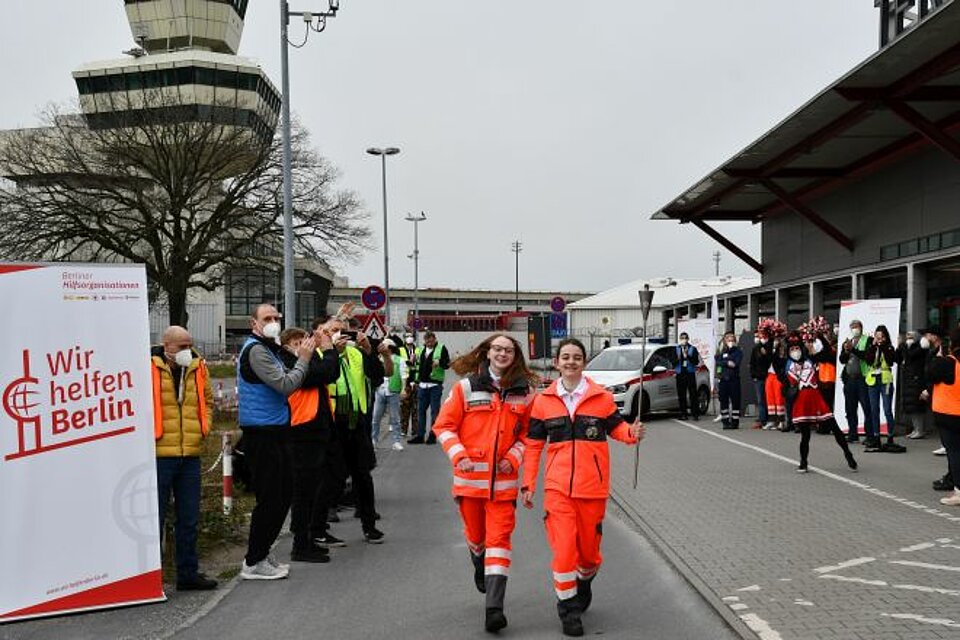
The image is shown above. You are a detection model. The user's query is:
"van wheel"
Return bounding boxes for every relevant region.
[629,391,650,422]
[697,386,710,416]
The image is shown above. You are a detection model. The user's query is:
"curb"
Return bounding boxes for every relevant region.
[609,483,758,640]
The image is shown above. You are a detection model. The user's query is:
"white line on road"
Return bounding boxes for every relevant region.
[813,557,876,574]
[881,612,960,628]
[737,584,762,592]
[890,560,960,572]
[822,573,960,596]
[672,419,960,525]
[820,574,887,587]
[739,612,784,640]
[900,542,936,552]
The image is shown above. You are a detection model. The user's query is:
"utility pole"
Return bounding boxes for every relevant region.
[713,250,721,277]
[511,240,522,312]
[405,211,427,337]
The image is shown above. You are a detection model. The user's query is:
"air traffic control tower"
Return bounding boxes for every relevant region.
[71,1,280,143]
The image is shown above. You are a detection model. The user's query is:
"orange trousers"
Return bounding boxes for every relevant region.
[458,497,516,577]
[543,490,606,600]
[765,372,785,418]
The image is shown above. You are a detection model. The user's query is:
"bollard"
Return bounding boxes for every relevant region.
[222,432,233,516]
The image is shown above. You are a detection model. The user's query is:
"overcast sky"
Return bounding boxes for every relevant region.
[2,1,880,294]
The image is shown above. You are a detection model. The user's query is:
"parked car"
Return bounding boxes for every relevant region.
[585,343,710,420]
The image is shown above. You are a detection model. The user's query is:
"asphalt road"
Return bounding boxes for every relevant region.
[174,437,736,640]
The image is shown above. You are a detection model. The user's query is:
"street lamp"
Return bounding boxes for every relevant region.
[511,240,522,312]
[279,0,342,329]
[404,211,427,338]
[634,283,655,490]
[367,146,401,327]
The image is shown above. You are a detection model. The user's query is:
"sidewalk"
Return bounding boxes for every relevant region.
[608,415,960,640]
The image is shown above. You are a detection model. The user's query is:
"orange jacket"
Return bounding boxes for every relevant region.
[433,373,534,501]
[522,377,636,499]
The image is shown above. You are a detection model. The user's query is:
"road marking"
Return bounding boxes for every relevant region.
[937,538,953,543]
[673,419,960,524]
[729,603,749,611]
[793,599,814,607]
[737,584,762,592]
[900,542,936,552]
[890,560,960,573]
[739,612,784,640]
[813,557,875,574]
[941,544,960,550]
[822,573,960,596]
[821,574,886,587]
[722,596,740,602]
[881,613,960,628]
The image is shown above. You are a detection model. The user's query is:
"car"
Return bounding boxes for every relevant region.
[585,342,710,420]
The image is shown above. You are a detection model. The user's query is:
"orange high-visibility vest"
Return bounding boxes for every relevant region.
[819,362,837,384]
[933,357,960,417]
[152,358,210,440]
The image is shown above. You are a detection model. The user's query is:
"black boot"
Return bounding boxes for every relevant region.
[558,596,584,637]
[471,551,486,593]
[934,472,954,491]
[576,577,594,613]
[484,575,508,632]
[845,450,858,471]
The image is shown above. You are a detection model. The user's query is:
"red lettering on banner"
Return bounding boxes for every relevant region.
[45,347,95,376]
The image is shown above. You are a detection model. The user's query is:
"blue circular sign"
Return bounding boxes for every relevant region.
[362,285,386,311]
[550,296,566,313]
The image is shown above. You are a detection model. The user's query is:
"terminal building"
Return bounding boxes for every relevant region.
[652,0,960,338]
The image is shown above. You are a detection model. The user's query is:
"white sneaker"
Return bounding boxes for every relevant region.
[940,490,960,507]
[763,422,777,430]
[371,438,379,449]
[713,415,723,423]
[934,447,947,456]
[906,430,924,439]
[266,554,290,572]
[241,558,289,580]
[391,442,404,451]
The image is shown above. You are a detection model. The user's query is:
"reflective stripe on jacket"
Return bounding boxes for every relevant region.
[933,356,960,417]
[523,377,636,500]
[433,375,533,501]
[151,351,212,457]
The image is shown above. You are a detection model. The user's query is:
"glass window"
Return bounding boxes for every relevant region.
[215,69,238,89]
[195,67,215,86]
[176,67,194,86]
[943,230,960,249]
[90,75,109,93]
[899,239,919,257]
[586,348,649,372]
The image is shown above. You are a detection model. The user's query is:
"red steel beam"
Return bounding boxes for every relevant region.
[690,220,764,273]
[885,99,960,162]
[759,179,854,251]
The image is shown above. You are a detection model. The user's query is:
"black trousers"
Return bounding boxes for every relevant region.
[243,428,293,566]
[799,419,853,468]
[316,418,378,534]
[676,372,699,418]
[718,378,741,426]
[937,423,960,490]
[288,436,328,550]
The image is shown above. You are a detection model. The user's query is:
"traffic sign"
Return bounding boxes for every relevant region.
[412,317,424,330]
[550,296,567,313]
[550,312,568,338]
[361,285,387,311]
[361,313,388,340]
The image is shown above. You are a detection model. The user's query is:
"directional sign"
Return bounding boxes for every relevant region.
[361,285,387,311]
[361,313,388,340]
[550,296,567,313]
[550,312,568,338]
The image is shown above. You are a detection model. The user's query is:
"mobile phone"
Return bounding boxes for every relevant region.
[342,330,359,341]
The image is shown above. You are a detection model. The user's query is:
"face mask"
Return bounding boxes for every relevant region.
[679,339,688,346]
[261,321,281,340]
[851,328,862,339]
[726,341,736,348]
[812,339,823,354]
[789,349,802,361]
[754,337,761,345]
[171,349,193,368]
[920,337,931,350]
[905,338,915,348]
[760,338,768,344]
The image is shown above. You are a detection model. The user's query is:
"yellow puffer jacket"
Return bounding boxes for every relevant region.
[151,349,213,458]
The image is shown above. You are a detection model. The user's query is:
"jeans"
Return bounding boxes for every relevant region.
[156,456,201,580]
[752,378,768,423]
[371,388,401,444]
[417,384,444,438]
[867,382,895,438]
[843,379,871,438]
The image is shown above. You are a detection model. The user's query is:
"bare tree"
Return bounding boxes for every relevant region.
[0,95,370,326]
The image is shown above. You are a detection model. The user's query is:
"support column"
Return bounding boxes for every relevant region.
[907,262,927,331]
[747,293,759,331]
[661,308,671,340]
[809,281,824,319]
[851,273,860,299]
[775,288,789,321]
[724,297,735,333]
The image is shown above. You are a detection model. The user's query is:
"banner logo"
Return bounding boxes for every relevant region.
[3,348,137,462]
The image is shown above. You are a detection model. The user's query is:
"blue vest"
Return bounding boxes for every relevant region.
[675,345,698,374]
[237,336,290,428]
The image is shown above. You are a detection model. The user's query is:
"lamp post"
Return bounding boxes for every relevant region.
[279,0,341,328]
[367,146,401,327]
[634,283,655,489]
[404,211,426,337]
[511,240,522,311]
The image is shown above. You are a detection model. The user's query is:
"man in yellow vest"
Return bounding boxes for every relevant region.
[927,327,960,507]
[151,325,217,591]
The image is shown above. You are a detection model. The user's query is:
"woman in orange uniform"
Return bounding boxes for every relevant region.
[432,333,538,633]
[521,338,644,637]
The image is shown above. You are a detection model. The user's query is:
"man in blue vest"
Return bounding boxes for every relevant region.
[675,332,701,420]
[409,331,450,445]
[237,303,316,580]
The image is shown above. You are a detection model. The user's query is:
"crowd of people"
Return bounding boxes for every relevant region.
[704,316,960,497]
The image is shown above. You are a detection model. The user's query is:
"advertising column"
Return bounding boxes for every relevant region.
[0,264,164,623]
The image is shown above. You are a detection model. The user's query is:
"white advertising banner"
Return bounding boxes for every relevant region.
[833,299,902,434]
[0,264,164,623]
[677,317,717,387]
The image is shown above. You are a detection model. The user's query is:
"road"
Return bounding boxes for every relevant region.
[175,437,737,640]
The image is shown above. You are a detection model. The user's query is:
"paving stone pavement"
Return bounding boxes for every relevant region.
[607,415,960,640]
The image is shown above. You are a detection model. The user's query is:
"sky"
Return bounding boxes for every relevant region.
[1,1,881,294]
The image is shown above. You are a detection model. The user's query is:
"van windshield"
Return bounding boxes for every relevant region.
[586,349,648,372]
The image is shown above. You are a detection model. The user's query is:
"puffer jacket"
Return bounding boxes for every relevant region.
[523,377,636,500]
[151,346,213,458]
[896,342,928,413]
[433,367,533,501]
